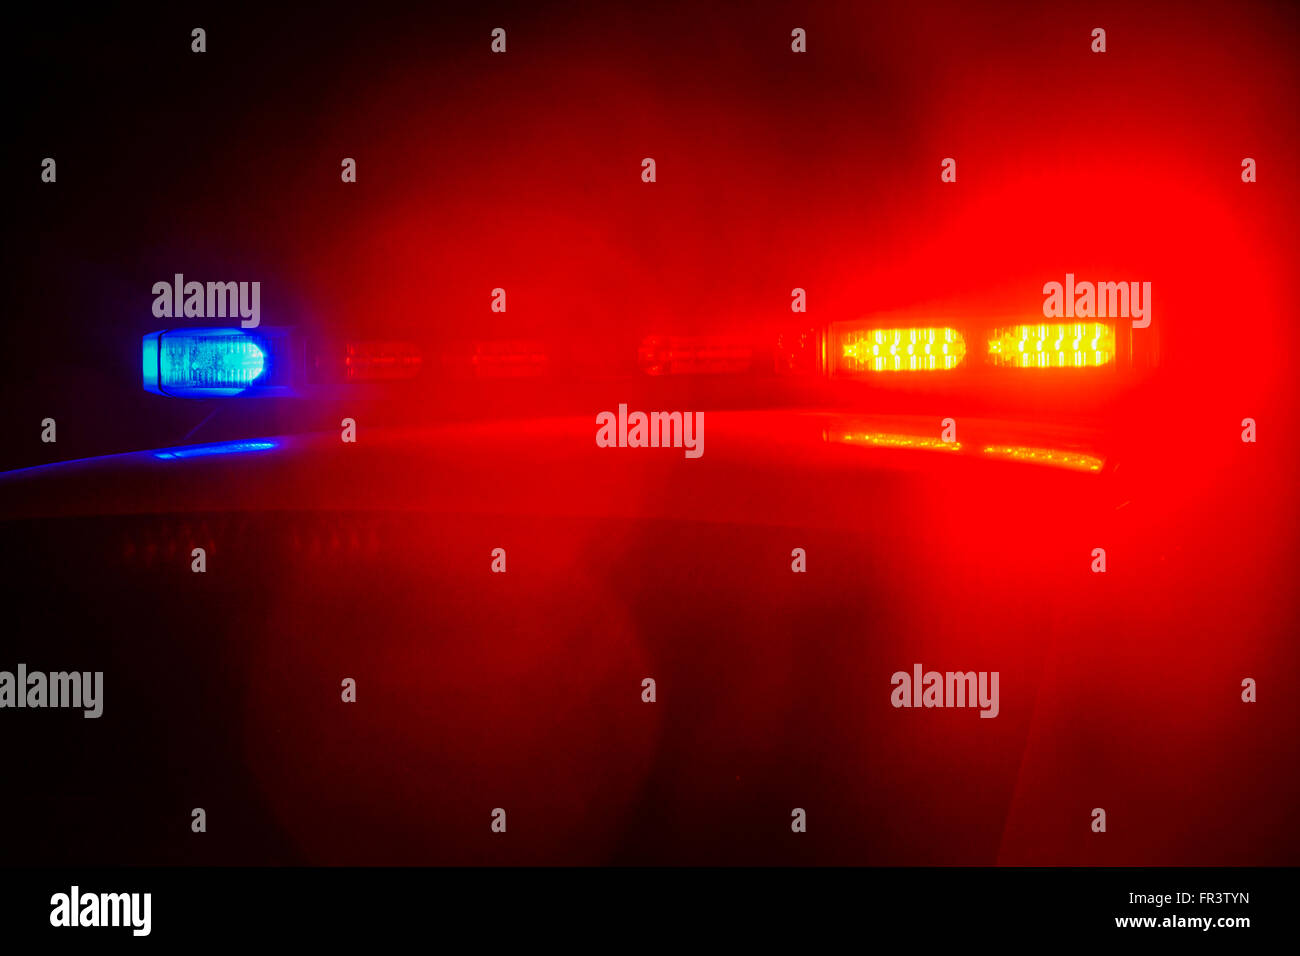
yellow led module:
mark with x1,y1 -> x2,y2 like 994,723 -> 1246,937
839,327 -> 966,373
986,322 -> 1116,368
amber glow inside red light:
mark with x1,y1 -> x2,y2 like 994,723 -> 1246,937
837,327 -> 967,373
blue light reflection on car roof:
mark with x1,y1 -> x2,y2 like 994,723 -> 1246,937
153,440 -> 278,460
0,438 -> 282,478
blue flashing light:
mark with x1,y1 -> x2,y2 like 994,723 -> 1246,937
142,333 -> 160,391
142,328 -> 292,397
153,439 -> 279,460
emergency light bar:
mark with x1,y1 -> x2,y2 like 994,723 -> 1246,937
141,320 -> 1131,397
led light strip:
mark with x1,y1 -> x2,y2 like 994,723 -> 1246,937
986,322 -> 1116,369
838,327 -> 967,373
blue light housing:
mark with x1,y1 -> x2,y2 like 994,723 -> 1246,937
143,328 -> 293,397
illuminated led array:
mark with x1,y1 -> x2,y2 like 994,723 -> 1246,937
835,432 -> 961,452
159,332 -> 267,388
981,445 -> 1104,472
986,323 -> 1115,368
839,327 -> 966,372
